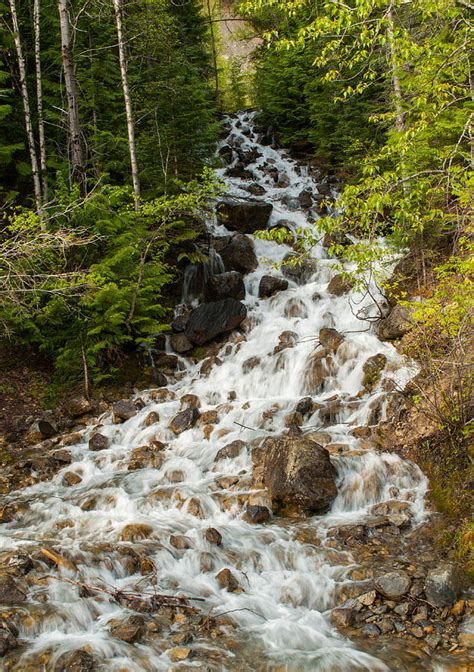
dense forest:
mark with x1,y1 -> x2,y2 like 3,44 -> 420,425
0,1 -> 473,668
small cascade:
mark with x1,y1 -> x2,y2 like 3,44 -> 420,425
2,111 -> 455,672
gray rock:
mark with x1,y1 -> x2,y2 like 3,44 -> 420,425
330,607 -> 356,630
374,571 -> 411,600
169,408 -> 199,435
243,505 -> 271,524
112,400 -> 137,423
0,574 -> 26,605
170,333 -> 193,354
217,198 -> 273,234
258,275 -> 289,299
0,621 -> 18,655
424,563 -> 463,607
219,234 -> 258,275
66,397 -> 92,418
185,299 -> 247,346
205,271 -> 245,302
88,432 -> 110,452
375,304 -> 413,341
361,624 -> 381,637
252,433 -> 337,513
458,615 -> 474,648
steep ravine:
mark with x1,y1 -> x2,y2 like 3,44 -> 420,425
0,113 -> 471,671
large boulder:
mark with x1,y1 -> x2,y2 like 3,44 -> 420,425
218,234 -> 258,275
204,271 -> 245,302
217,198 -> 273,234
375,304 -> 413,341
185,299 -> 247,346
258,275 -> 289,298
252,434 -> 337,513
424,563 -> 463,607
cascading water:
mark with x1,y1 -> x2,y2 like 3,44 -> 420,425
1,112 -> 439,672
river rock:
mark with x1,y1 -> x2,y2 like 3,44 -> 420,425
259,275 -> 289,298
109,615 -> 145,643
458,615 -> 474,648
169,407 -> 199,435
304,349 -> 332,393
168,647 -> 192,662
204,528 -> 222,546
144,411 -> 160,427
362,353 -> 387,390
120,524 -> 153,542
62,472 -> 82,487
376,304 -> 413,340
170,333 -> 193,354
282,254 -> 318,284
88,432 -> 110,451
0,620 -> 17,655
295,397 -> 314,415
319,328 -> 344,352
54,649 -> 95,672
298,188 -> 313,209
112,400 -> 137,423
327,274 -> 354,296
274,330 -> 298,354
217,198 -> 273,234
218,234 -> 258,275
0,574 -> 26,604
374,571 -> 411,599
204,271 -> 245,302
252,434 -> 337,513
330,607 -> 356,630
154,353 -> 180,373
184,299 -> 247,346
181,394 -> 201,409
215,440 -> 246,461
243,505 -> 270,524
424,563 -> 463,607
128,445 -> 164,471
172,311 -> 190,333
216,568 -> 240,592
170,535 -> 192,550
246,182 -> 265,196
66,396 -> 93,418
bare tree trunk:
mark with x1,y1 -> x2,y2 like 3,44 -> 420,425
8,0 -> 43,215
206,0 -> 219,105
33,0 -> 48,204
58,0 -> 86,193
387,4 -> 405,134
113,0 -> 140,211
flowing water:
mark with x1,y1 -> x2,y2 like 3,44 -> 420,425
1,112 -> 437,671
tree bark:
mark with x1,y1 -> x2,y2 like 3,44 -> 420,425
8,0 -> 43,215
33,0 -> 48,204
206,0 -> 219,105
387,3 -> 405,134
58,0 -> 86,193
113,0 -> 140,210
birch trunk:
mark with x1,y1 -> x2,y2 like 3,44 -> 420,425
8,0 -> 43,215
58,0 -> 86,193
33,0 -> 48,203
113,0 -> 140,210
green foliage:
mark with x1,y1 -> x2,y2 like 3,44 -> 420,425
0,171 -> 221,387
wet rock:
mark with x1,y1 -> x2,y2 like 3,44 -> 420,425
62,472 -> 82,487
109,615 -> 145,643
181,394 -> 201,409
120,524 -> 153,542
216,568 -> 240,592
200,355 -> 222,376
322,231 -> 352,252
170,333 -> 193,354
304,349 -> 332,393
197,410 -> 219,426
167,469 -> 185,483
369,500 -> 410,516
204,528 -> 222,546
458,615 -> 474,648
274,330 -> 298,353
295,397 -> 314,415
187,497 -> 204,518
170,535 -> 192,550
327,274 -> 353,296
215,440 -> 246,462
362,624 -> 381,637
218,234 -> 258,275
54,650 -> 95,672
258,275 -> 289,299
88,432 -> 110,452
284,297 -> 308,318
281,254 -> 318,284
242,356 -> 261,374
168,646 -> 192,662
252,434 -> 337,513
217,198 -> 273,234
374,571 -> 411,600
26,418 -> 57,443
246,182 -> 265,196
154,353 -> 180,373
112,400 -> 137,423
128,445 -> 164,471
204,271 -> 245,302
375,304 -> 413,340
330,607 -> 356,630
424,563 -> 463,608
362,353 -> 387,390
61,432 -> 83,446
243,505 -> 270,524
184,299 -> 247,346
169,407 -> 199,435
319,327 -> 344,352
0,620 -> 18,655
298,188 -> 313,209
0,574 -> 26,604
218,144 -> 233,162
144,411 -> 160,427
66,396 -> 93,418
172,309 -> 190,333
